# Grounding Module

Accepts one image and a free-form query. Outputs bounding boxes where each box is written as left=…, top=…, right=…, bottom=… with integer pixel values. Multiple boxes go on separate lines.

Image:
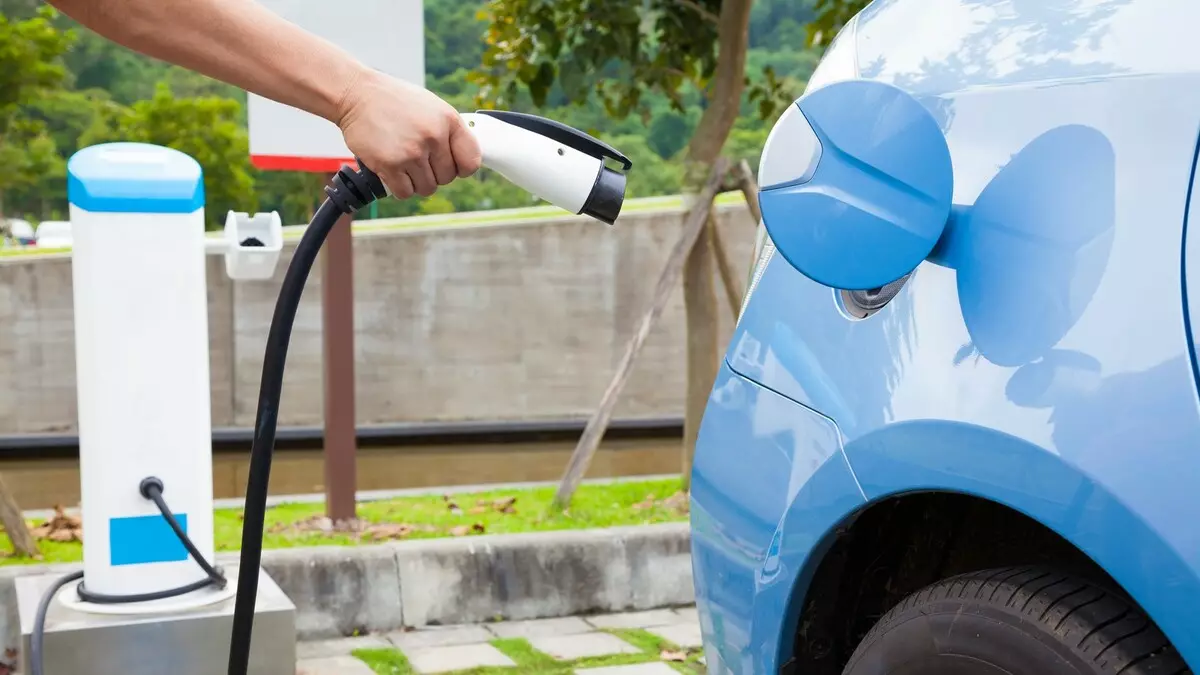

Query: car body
left=691, top=0, right=1200, bottom=672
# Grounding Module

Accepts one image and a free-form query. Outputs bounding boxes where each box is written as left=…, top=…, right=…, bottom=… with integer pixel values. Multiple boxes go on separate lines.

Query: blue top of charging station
left=67, top=142, right=205, bottom=214
left=757, top=79, right=954, bottom=291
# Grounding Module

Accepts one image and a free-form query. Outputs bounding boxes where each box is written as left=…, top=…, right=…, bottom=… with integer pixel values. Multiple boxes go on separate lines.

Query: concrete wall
left=0, top=204, right=757, bottom=434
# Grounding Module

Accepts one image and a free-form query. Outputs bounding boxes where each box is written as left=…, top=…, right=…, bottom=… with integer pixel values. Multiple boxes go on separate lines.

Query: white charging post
left=16, top=142, right=292, bottom=675
left=67, top=142, right=222, bottom=606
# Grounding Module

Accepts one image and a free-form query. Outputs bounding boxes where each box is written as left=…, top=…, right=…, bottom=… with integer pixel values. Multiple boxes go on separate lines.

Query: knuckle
left=400, top=143, right=424, bottom=162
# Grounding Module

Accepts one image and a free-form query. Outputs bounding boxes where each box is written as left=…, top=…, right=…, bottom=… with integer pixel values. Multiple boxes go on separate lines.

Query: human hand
left=336, top=69, right=482, bottom=199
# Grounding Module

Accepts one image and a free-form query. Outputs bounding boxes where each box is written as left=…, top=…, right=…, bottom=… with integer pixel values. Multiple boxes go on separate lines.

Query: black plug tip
left=580, top=166, right=626, bottom=226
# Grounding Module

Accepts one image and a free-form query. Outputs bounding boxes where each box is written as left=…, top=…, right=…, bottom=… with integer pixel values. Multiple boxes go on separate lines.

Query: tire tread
left=843, top=566, right=1191, bottom=675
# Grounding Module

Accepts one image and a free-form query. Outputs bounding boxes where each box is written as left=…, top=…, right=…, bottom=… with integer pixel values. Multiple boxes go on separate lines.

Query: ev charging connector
left=349, top=110, right=633, bottom=225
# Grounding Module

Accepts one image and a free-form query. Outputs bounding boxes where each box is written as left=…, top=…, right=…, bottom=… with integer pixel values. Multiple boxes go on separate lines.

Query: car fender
left=840, top=420, right=1200, bottom=669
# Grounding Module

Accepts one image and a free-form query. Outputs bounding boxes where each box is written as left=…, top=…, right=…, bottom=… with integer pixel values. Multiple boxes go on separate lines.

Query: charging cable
left=226, top=160, right=387, bottom=675
left=29, top=477, right=227, bottom=675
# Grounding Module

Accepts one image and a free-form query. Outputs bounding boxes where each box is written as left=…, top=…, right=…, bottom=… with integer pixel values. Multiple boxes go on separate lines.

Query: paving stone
left=574, top=663, right=681, bottom=674
left=585, top=609, right=680, bottom=629
left=387, top=624, right=495, bottom=649
left=406, top=643, right=516, bottom=673
left=528, top=632, right=641, bottom=660
left=297, top=636, right=391, bottom=660
left=672, top=607, right=699, bottom=624
left=646, top=622, right=704, bottom=648
left=487, top=616, right=594, bottom=638
left=296, top=655, right=378, bottom=675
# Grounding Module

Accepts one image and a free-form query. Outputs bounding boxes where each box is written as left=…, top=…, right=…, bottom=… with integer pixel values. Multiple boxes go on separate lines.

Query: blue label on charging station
left=109, top=514, right=189, bottom=566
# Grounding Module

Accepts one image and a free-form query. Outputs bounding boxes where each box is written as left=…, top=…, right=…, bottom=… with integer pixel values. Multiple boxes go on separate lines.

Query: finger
left=431, top=145, right=457, bottom=186
left=449, top=119, right=483, bottom=177
left=407, top=159, right=438, bottom=197
left=383, top=171, right=414, bottom=199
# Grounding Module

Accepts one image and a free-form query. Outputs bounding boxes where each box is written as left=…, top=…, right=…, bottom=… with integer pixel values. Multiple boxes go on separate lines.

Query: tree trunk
left=551, top=160, right=729, bottom=510
left=0, top=473, right=38, bottom=557
left=679, top=0, right=754, bottom=491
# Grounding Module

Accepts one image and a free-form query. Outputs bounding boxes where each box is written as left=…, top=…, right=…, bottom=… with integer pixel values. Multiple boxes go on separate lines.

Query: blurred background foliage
left=0, top=0, right=865, bottom=228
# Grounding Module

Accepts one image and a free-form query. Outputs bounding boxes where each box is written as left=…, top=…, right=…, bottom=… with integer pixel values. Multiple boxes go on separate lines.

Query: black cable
left=141, top=477, right=226, bottom=587
left=30, top=570, right=82, bottom=675
left=227, top=161, right=386, bottom=675
left=30, top=476, right=226, bottom=674
left=75, top=477, right=226, bottom=604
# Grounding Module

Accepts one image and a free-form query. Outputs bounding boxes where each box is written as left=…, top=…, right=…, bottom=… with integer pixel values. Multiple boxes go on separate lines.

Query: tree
left=0, top=6, right=74, bottom=222
left=80, top=83, right=258, bottom=229
left=807, top=0, right=871, bottom=47
left=472, top=0, right=807, bottom=497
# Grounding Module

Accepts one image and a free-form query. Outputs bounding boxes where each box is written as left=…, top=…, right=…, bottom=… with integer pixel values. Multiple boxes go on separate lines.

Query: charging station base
left=16, top=565, right=295, bottom=675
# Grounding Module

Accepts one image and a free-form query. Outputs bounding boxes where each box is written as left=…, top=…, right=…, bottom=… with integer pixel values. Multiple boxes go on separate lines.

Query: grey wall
left=0, top=204, right=757, bottom=434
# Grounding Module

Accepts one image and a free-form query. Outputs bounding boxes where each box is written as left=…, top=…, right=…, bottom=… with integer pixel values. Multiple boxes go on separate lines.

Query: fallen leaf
left=449, top=523, right=486, bottom=537
left=270, top=515, right=368, bottom=538
left=661, top=650, right=687, bottom=662
left=664, top=491, right=690, bottom=514
left=632, top=495, right=657, bottom=511
left=365, top=523, right=413, bottom=541
left=447, top=501, right=462, bottom=514
left=468, top=506, right=488, bottom=515
left=30, top=505, right=86, bottom=542
left=493, top=497, right=517, bottom=513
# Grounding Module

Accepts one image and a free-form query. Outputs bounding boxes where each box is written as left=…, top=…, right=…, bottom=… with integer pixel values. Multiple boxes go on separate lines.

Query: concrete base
left=16, top=565, right=295, bottom=675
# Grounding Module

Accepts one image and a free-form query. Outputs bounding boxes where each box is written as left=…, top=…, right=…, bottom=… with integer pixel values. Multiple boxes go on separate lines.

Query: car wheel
left=843, top=565, right=1190, bottom=675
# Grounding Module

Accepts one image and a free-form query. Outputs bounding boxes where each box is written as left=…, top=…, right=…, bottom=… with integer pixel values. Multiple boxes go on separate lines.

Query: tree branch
left=670, top=0, right=719, bottom=25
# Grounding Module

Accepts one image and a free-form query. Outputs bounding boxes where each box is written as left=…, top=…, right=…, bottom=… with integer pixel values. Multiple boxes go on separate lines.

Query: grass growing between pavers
left=354, top=648, right=417, bottom=674
left=351, top=629, right=705, bottom=674
left=0, top=478, right=688, bottom=565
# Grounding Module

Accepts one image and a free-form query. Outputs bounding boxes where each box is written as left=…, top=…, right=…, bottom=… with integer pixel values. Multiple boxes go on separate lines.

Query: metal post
left=321, top=203, right=357, bottom=522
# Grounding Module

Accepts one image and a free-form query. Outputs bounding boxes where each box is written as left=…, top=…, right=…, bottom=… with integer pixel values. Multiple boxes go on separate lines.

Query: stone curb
left=0, top=522, right=692, bottom=651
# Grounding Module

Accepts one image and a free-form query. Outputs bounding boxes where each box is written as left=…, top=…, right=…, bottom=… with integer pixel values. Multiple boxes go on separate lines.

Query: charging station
left=11, top=103, right=633, bottom=675
left=16, top=142, right=294, bottom=675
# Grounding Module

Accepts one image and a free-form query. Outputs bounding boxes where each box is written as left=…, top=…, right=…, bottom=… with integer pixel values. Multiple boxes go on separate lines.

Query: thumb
left=450, top=116, right=483, bottom=178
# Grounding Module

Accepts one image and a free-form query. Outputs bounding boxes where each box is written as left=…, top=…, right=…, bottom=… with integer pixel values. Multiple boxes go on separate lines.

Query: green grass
left=0, top=478, right=689, bottom=565
left=354, top=648, right=416, bottom=674
left=0, top=245, right=69, bottom=258
left=351, top=628, right=707, bottom=674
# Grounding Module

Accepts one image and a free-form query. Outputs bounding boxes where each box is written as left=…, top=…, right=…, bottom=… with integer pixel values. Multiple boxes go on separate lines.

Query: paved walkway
left=296, top=607, right=705, bottom=674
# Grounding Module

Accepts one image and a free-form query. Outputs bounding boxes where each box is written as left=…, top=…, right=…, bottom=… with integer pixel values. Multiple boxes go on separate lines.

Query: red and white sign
left=247, top=0, right=425, bottom=172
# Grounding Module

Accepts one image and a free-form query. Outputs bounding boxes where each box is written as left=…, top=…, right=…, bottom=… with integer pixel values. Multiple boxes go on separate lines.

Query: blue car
left=691, top=1, right=1200, bottom=673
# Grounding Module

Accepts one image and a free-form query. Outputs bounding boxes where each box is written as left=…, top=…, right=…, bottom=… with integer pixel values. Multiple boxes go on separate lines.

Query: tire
left=843, top=565, right=1191, bottom=675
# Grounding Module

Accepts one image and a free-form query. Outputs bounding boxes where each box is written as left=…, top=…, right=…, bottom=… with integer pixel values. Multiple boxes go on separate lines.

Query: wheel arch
left=773, top=421, right=1200, bottom=673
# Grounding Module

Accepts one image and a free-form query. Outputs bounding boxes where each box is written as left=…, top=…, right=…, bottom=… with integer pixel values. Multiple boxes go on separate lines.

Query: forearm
left=47, top=0, right=369, bottom=124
